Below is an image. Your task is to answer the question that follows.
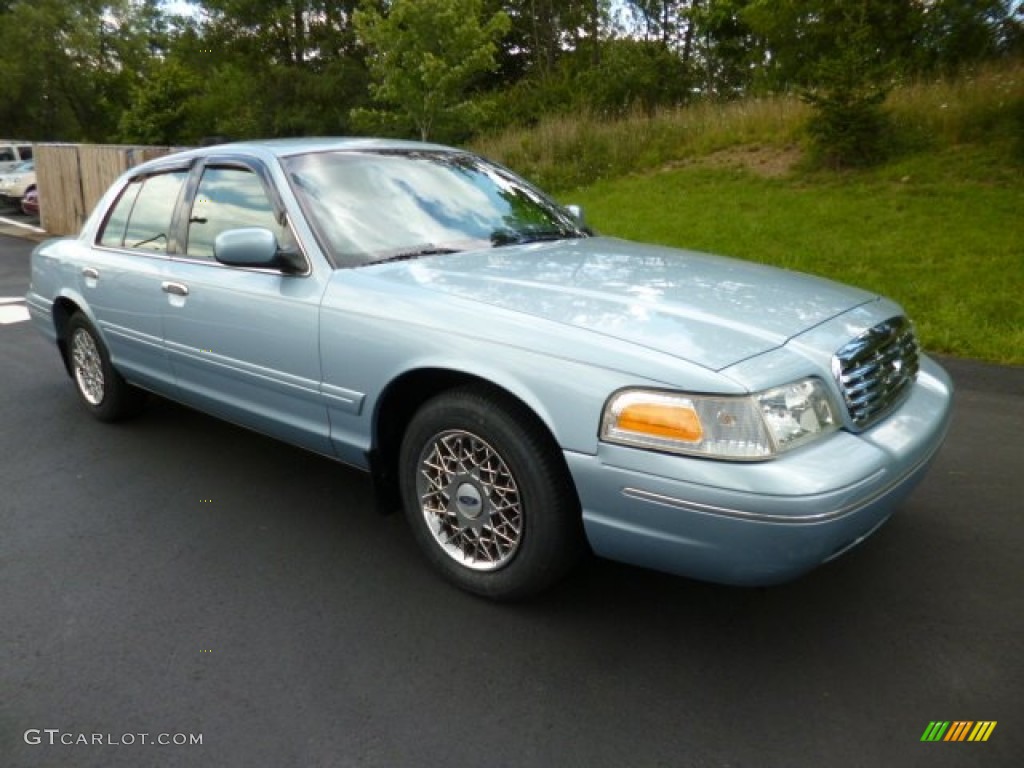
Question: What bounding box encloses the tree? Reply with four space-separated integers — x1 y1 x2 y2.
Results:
576 37 695 113
118 59 202 144
916 0 1021 73
178 1 374 139
353 0 510 141
0 0 163 141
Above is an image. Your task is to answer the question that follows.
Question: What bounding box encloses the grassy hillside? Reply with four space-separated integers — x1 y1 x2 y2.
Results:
473 62 1024 365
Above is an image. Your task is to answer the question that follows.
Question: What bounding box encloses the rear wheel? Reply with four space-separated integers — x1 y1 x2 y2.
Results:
67 312 145 421
399 385 583 600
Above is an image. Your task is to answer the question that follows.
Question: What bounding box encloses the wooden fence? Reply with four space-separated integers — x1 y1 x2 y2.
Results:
35 144 185 235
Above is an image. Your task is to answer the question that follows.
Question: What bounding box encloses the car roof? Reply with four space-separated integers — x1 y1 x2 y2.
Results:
139 137 458 173
226 137 453 155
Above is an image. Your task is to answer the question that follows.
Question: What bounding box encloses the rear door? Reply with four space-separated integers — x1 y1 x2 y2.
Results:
81 167 188 393
159 157 332 454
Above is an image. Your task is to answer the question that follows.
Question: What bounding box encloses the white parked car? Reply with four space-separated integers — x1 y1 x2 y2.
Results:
0 142 33 173
0 159 35 205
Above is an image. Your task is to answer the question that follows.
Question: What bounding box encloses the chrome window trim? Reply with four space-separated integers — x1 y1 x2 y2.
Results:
89 238 314 278
170 249 313 278
89 244 171 262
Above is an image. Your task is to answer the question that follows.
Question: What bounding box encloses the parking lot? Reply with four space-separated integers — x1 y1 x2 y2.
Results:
1 232 1021 767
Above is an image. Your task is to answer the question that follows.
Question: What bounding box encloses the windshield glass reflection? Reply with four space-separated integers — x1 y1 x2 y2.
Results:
283 150 585 266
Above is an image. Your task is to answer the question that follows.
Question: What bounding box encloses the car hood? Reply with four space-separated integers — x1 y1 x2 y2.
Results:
369 237 876 371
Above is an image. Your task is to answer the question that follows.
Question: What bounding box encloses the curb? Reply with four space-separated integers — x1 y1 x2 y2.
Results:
0 214 48 243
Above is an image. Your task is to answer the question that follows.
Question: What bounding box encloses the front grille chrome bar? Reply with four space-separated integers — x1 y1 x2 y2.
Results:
832 316 919 429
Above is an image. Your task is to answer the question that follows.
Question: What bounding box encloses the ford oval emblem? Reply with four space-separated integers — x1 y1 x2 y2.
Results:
458 494 480 507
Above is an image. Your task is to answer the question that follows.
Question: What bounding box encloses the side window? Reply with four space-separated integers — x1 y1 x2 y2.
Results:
186 167 289 261
0 148 13 162
98 180 143 248
100 171 187 252
19 146 32 160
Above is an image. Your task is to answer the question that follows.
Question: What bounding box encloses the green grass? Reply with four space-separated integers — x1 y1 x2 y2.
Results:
473 60 1024 365
566 148 1023 365
473 96 810 191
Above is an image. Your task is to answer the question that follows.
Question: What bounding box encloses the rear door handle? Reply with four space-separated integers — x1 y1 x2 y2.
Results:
161 281 189 297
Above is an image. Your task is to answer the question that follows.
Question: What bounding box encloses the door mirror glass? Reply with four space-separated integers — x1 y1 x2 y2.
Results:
214 227 280 268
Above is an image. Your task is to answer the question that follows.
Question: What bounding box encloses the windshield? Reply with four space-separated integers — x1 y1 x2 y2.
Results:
282 150 587 267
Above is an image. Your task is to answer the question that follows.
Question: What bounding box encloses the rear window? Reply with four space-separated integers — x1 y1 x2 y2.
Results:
98 171 187 252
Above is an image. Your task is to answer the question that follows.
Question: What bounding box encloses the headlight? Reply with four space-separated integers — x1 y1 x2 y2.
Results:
600 378 839 460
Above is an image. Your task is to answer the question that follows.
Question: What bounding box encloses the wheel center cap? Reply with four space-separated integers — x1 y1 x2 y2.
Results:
454 482 484 520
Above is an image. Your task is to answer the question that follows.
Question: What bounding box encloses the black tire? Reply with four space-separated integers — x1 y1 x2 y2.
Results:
66 312 145 422
399 385 584 600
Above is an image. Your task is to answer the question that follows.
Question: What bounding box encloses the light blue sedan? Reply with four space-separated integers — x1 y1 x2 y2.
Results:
26 138 953 599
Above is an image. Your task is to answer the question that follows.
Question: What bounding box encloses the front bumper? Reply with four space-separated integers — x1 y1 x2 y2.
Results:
567 356 953 586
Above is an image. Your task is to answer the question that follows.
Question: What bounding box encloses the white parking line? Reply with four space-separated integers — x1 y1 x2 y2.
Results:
0 297 30 324
0 215 45 233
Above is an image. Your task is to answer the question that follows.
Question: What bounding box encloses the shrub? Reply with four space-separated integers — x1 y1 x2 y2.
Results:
802 80 892 169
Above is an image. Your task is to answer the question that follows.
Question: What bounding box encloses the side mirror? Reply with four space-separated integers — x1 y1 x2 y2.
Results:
565 204 585 225
213 227 304 273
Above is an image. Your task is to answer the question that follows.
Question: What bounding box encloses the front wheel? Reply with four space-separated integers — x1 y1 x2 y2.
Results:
399 386 584 600
66 312 145 422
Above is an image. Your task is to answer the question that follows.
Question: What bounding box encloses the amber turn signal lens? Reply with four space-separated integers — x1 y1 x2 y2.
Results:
617 403 704 442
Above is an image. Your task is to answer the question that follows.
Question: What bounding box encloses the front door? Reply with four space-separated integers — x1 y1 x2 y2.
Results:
160 162 332 454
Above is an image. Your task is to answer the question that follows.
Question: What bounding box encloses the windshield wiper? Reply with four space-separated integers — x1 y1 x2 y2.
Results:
371 246 462 265
490 229 579 247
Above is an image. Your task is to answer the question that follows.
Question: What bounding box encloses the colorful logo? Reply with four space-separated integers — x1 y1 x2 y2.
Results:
921 721 997 742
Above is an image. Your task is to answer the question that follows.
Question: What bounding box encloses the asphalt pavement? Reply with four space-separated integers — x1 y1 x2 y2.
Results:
1 233 1021 768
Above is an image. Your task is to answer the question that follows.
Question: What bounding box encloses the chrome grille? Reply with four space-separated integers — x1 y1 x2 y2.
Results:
832 316 919 429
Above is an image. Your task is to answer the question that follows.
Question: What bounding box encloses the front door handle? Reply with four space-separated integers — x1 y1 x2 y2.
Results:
81 267 99 280
161 281 189 297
